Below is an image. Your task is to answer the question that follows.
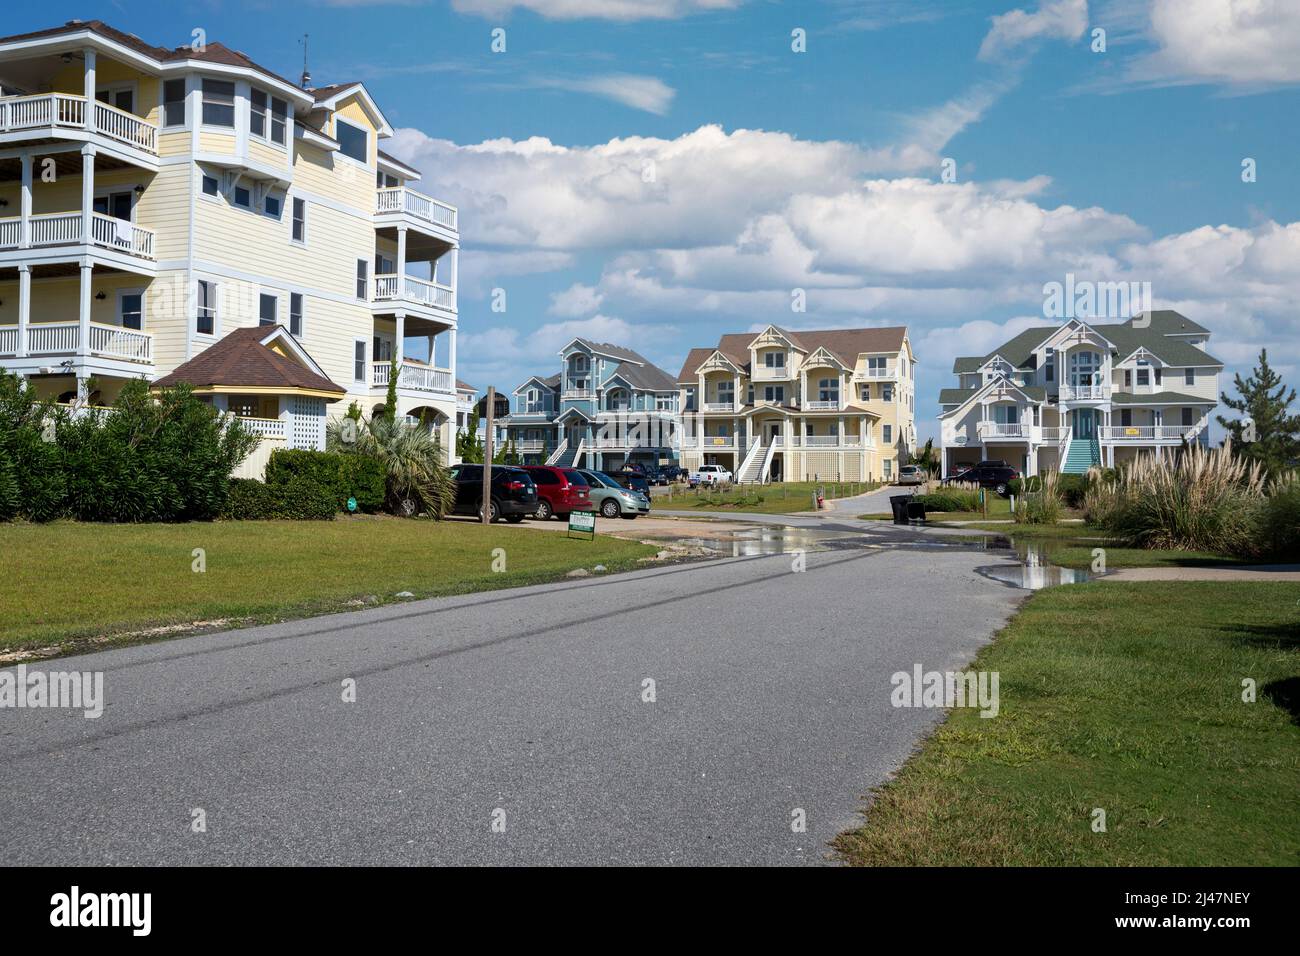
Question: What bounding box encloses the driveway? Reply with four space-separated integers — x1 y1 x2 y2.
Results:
0 536 1021 865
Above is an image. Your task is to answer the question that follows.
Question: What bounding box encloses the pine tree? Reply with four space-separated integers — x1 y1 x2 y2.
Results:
383 357 399 423
1217 348 1300 475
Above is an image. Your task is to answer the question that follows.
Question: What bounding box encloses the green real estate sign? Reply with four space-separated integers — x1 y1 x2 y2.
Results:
567 510 596 540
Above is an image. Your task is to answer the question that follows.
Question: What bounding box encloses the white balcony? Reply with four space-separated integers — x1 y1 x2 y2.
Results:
562 389 595 400
515 440 553 454
0 321 153 364
1099 425 1190 443
1060 383 1111 401
977 421 1029 440
702 401 737 412
797 435 863 447
752 365 791 381
372 360 453 394
373 274 455 313
0 93 158 156
0 212 156 260
376 186 458 232
803 400 842 411
853 364 895 381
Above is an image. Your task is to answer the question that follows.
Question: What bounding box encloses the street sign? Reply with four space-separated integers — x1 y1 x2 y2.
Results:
567 510 596 540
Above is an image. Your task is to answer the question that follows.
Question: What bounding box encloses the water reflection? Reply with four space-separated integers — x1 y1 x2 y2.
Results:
672 526 852 558
969 533 1095 590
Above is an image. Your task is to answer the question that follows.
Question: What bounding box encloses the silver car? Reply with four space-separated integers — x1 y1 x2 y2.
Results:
579 470 652 519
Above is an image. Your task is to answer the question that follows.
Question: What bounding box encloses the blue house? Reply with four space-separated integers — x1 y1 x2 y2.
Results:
502 338 681 470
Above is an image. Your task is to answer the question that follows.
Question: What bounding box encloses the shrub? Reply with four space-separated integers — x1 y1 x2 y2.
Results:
1262 476 1300 559
1083 442 1267 556
1013 471 1063 525
221 476 336 521
0 374 255 523
326 416 455 518
915 483 981 513
265 448 385 513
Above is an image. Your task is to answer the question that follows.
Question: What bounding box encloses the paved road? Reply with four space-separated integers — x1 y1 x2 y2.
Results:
0 534 1022 865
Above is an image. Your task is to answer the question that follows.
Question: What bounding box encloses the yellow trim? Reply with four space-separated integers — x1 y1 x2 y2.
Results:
151 385 343 400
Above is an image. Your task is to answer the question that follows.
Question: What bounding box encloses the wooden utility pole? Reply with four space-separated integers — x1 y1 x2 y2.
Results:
482 386 496 524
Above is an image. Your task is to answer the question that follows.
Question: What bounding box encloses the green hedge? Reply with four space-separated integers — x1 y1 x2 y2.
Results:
265 448 385 513
221 477 336 520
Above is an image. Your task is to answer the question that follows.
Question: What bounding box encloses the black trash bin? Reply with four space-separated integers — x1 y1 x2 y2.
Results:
906 500 927 524
889 494 911 525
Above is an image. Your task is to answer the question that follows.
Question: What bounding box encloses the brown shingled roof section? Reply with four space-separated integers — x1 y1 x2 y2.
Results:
0 20 301 91
152 326 344 394
677 327 908 381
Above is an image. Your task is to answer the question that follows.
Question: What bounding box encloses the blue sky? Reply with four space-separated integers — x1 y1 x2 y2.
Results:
26 1 1300 438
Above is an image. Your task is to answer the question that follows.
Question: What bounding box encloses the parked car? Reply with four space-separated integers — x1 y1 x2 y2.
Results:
579 470 652 519
692 464 733 486
945 461 1020 496
660 465 687 484
612 472 653 498
641 466 668 486
896 464 926 485
448 464 538 522
521 465 592 520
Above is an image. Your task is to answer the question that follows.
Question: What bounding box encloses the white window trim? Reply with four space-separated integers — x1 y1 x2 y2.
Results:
289 292 305 337
262 191 285 221
117 287 146 330
353 337 369 383
95 80 139 114
356 259 368 301
290 196 307 245
199 78 238 131
334 116 371 168
160 77 188 130
258 290 281 327
199 169 223 203
231 182 254 210
195 279 219 338
248 88 290 149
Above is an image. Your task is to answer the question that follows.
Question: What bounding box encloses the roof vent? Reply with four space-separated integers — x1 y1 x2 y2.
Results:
66 19 83 25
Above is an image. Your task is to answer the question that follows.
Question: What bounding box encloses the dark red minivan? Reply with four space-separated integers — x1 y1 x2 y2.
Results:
522 465 591 520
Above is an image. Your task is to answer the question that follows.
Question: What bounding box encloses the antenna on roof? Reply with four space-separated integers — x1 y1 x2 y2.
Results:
299 33 311 90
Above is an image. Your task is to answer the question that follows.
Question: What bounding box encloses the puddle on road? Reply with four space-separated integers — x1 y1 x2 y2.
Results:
668 526 858 558
955 532 1096 590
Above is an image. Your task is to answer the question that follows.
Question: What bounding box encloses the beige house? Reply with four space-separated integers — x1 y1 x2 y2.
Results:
677 325 917 482
0 19 460 459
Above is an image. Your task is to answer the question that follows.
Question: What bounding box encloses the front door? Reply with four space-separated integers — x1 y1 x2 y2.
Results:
1073 408 1096 440
765 421 781 442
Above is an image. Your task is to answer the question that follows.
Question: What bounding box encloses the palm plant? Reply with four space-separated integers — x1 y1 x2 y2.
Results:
328 415 455 517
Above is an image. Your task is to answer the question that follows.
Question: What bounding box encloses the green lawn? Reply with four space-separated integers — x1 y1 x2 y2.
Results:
860 496 1015 521
836 581 1300 866
659 481 880 514
0 518 657 656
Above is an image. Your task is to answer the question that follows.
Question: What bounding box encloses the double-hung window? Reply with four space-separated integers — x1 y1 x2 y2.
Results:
764 351 785 369
292 198 306 242
354 341 367 383
250 89 267 138
119 292 143 330
356 260 368 300
818 378 839 403
201 80 235 127
289 293 304 336
764 386 784 404
1185 368 1195 387
258 293 278 327
195 281 216 335
163 79 186 127
883 424 892 444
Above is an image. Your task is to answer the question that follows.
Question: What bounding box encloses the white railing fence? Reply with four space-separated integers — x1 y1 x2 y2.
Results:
0 93 157 154
376 186 458 230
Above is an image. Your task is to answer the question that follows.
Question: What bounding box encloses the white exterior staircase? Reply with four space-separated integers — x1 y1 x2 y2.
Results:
736 439 766 484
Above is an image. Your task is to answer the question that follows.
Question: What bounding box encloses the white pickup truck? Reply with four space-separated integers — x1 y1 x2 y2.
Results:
691 464 733 486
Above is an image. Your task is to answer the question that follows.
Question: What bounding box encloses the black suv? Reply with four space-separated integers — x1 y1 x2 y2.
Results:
612 471 652 497
448 464 539 522
944 460 1019 496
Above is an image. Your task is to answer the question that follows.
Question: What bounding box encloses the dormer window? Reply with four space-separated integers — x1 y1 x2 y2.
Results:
336 118 369 164
764 352 785 368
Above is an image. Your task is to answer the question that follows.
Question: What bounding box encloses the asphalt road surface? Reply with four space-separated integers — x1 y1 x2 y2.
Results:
1 535 1022 865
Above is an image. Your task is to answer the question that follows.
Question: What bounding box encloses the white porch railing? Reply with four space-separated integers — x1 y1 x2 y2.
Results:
803 400 841 411
562 389 595 400
376 186 458 231
0 211 155 259
977 422 1028 439
516 440 551 454
372 360 453 393
0 93 157 154
1060 383 1111 400
1099 425 1189 442
852 364 895 381
373 275 455 311
1 321 153 363
237 417 286 439
1040 426 1065 443
751 366 791 381
702 402 736 412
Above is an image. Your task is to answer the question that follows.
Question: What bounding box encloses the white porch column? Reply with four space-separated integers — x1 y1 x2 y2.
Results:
83 48 96 133
429 332 436 368
19 153 32 248
859 416 866 446
450 245 459 295
77 261 92 359
16 264 31 358
394 312 405 367
448 327 457 376
81 145 96 244
396 225 408 282
732 374 740 411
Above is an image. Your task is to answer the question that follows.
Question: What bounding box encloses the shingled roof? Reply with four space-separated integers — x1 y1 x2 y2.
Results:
677 326 908 383
152 326 344 396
